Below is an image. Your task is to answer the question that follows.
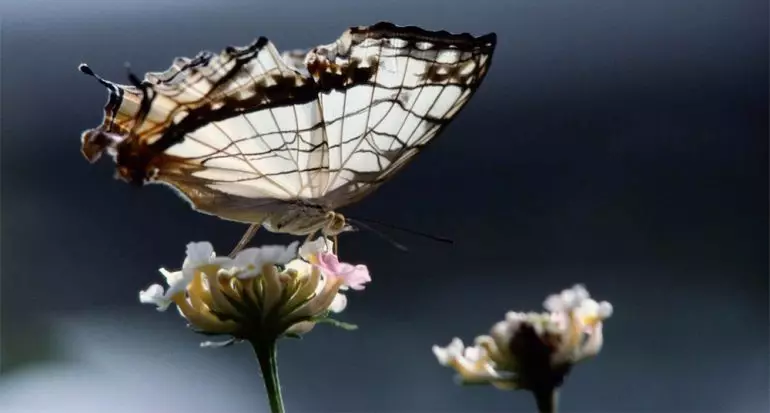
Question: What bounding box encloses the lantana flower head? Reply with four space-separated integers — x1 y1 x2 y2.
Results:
139 237 371 347
433 284 612 393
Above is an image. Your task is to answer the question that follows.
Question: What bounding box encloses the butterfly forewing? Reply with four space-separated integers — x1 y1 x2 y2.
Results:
306 25 496 208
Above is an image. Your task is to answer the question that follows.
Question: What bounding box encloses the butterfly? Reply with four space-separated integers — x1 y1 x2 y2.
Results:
79 22 496 255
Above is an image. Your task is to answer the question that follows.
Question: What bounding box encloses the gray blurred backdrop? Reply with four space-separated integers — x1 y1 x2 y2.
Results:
1 0 767 412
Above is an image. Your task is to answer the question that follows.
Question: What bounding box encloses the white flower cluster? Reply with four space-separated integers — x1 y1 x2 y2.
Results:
433 284 612 391
139 237 366 345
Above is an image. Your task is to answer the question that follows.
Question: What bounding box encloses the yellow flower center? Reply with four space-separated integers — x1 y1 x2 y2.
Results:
580 314 600 327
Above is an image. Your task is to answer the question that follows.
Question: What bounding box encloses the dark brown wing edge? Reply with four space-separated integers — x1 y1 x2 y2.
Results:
351 21 497 51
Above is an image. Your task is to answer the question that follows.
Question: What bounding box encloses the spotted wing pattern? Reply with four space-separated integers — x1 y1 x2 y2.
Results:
79 22 497 224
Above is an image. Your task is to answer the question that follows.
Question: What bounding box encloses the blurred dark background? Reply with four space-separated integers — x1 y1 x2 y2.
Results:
1 0 767 411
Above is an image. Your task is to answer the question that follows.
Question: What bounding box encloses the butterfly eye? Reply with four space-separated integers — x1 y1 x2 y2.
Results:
330 214 346 233
80 131 112 163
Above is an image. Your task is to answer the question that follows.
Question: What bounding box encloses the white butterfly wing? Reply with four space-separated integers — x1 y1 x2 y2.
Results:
79 22 496 224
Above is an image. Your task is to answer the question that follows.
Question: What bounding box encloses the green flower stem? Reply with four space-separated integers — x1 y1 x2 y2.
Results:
251 339 285 413
532 387 559 413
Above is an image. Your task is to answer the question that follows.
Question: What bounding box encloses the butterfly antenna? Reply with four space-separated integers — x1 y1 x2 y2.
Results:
346 218 409 252
79 64 125 106
79 64 117 89
350 216 454 245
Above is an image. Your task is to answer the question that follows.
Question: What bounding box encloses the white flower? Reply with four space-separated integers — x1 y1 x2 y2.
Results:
433 337 465 366
182 241 232 270
231 241 300 279
575 298 613 326
139 268 189 311
433 338 514 387
543 284 589 312
298 236 333 260
138 284 169 310
284 257 312 275
139 243 228 312
139 239 366 346
433 284 613 392
157 241 235 301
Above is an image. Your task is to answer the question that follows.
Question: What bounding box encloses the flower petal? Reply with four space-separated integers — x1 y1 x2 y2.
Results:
543 294 565 312
314 253 371 290
328 293 348 313
200 338 240 348
159 268 184 286
598 301 613 319
338 263 371 290
183 241 216 268
316 252 342 273
230 242 298 279
575 299 614 329
139 284 171 311
232 247 262 277
433 338 465 366
299 237 333 260
285 259 312 278
571 284 590 302
260 241 300 266
433 339 507 385
159 267 192 298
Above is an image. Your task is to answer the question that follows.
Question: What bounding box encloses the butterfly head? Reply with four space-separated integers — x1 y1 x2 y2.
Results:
322 211 356 236
81 129 123 163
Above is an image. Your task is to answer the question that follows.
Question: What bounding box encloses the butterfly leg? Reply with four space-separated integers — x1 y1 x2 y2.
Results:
304 230 318 246
228 224 261 258
302 231 318 258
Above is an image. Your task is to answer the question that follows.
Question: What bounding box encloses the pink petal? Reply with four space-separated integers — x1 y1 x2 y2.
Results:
316 252 342 273
338 263 371 290
313 252 371 290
